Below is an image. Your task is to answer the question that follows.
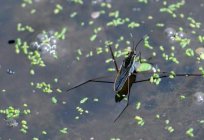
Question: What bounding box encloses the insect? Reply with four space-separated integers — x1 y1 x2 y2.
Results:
67 36 155 121
111 38 145 121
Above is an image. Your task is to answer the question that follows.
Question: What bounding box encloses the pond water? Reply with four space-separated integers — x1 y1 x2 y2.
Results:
1 0 204 140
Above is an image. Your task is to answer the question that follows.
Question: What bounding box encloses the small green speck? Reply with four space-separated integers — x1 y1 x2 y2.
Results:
51 97 58 104
60 127 68 134
93 98 99 102
186 128 194 137
180 95 186 100
136 102 141 110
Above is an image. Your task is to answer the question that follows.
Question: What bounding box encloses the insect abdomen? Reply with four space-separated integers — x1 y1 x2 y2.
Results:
115 75 136 102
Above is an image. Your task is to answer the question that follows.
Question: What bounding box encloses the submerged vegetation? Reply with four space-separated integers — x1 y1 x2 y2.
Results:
1 0 204 139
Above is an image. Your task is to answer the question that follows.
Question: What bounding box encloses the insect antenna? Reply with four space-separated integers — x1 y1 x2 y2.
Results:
130 33 135 52
131 41 135 51
134 37 144 53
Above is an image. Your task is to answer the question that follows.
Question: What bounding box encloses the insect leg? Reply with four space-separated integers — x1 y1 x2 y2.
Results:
66 76 113 92
132 72 204 84
108 46 119 72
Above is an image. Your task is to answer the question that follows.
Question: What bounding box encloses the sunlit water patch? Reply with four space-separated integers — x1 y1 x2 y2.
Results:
30 30 58 62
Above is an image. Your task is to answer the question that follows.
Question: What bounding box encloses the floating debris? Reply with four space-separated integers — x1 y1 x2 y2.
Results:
5 118 18 127
195 47 204 55
8 40 15 44
164 27 177 38
195 47 204 60
91 11 100 19
6 68 15 75
193 92 204 105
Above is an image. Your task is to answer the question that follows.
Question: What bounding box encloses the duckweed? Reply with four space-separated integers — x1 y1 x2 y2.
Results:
186 128 194 137
134 115 145 126
60 127 68 134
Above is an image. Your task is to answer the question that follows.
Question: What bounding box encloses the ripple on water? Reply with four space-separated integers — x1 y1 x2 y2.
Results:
164 27 187 43
164 27 176 37
193 92 204 105
30 30 58 56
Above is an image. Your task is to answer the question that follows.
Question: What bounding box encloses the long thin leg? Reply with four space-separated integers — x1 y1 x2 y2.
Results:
66 76 113 92
108 46 119 72
91 80 114 83
133 73 204 84
114 77 131 122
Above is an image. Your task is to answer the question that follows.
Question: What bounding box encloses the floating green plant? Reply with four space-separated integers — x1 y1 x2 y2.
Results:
160 0 185 18
20 120 29 134
186 128 194 137
134 115 145 126
136 63 152 72
15 38 45 67
70 12 78 18
60 127 68 134
144 35 153 49
51 97 58 104
71 0 83 5
35 82 53 94
21 0 32 7
17 23 34 32
80 97 88 104
179 95 186 100
137 0 148 4
54 4 63 14
165 126 174 133
156 114 160 119
42 130 47 135
128 22 140 28
187 17 201 29
0 106 20 119
135 102 141 110
164 120 174 133
150 73 161 85
185 48 194 57
54 27 68 40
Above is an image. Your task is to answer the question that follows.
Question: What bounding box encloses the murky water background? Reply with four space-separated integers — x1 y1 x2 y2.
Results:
1 0 204 140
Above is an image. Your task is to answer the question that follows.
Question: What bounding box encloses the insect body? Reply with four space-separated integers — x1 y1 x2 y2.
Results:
114 50 140 102
109 38 143 121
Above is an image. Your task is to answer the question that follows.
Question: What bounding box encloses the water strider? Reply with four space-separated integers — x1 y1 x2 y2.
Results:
66 36 204 122
66 36 154 121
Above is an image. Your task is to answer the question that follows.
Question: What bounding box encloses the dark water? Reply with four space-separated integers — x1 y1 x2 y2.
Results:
1 0 204 140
